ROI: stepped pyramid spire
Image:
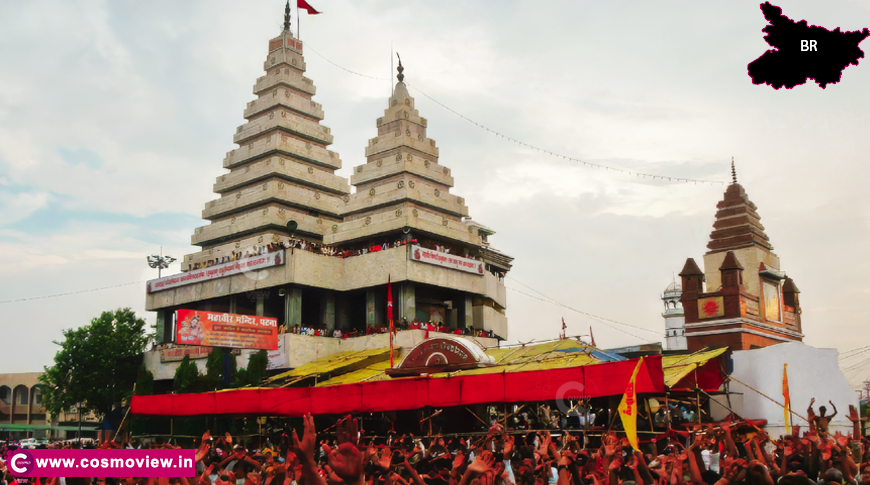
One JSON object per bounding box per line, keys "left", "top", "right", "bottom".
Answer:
{"left": 707, "top": 168, "right": 772, "bottom": 254}
{"left": 702, "top": 163, "right": 780, "bottom": 297}
{"left": 183, "top": 6, "right": 349, "bottom": 269}
{"left": 324, "top": 56, "right": 491, "bottom": 254}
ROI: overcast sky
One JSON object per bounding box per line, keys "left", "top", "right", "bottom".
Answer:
{"left": 1, "top": 0, "right": 869, "bottom": 380}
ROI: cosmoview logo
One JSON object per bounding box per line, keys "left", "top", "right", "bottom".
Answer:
{"left": 9, "top": 450, "right": 35, "bottom": 476}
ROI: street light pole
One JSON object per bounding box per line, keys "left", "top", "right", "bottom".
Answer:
{"left": 78, "top": 403, "right": 82, "bottom": 444}
{"left": 147, "top": 246, "right": 177, "bottom": 278}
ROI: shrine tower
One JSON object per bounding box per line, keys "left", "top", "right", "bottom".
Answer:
{"left": 144, "top": 4, "right": 513, "bottom": 367}
{"left": 186, "top": 5, "right": 349, "bottom": 266}
{"left": 678, "top": 162, "right": 802, "bottom": 352}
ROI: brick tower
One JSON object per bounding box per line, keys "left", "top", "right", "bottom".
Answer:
{"left": 678, "top": 162, "right": 802, "bottom": 351}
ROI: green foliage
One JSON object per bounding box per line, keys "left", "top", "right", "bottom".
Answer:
{"left": 133, "top": 364, "right": 155, "bottom": 396}
{"left": 39, "top": 308, "right": 149, "bottom": 419}
{"left": 173, "top": 355, "right": 201, "bottom": 393}
{"left": 246, "top": 350, "right": 268, "bottom": 386}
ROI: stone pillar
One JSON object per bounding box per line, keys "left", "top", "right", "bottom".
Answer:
{"left": 402, "top": 283, "right": 416, "bottom": 322}
{"left": 155, "top": 311, "right": 165, "bottom": 345}
{"left": 336, "top": 295, "right": 350, "bottom": 331}
{"left": 464, "top": 295, "right": 474, "bottom": 329}
{"left": 286, "top": 288, "right": 302, "bottom": 328}
{"left": 229, "top": 296, "right": 237, "bottom": 314}
{"left": 256, "top": 293, "right": 265, "bottom": 317}
{"left": 321, "top": 291, "right": 336, "bottom": 331}
{"left": 366, "top": 289, "right": 377, "bottom": 327}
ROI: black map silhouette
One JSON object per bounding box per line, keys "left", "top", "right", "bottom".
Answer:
{"left": 747, "top": 2, "right": 869, "bottom": 89}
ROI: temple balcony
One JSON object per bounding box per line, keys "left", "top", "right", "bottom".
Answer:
{"left": 142, "top": 330, "right": 498, "bottom": 380}
{"left": 146, "top": 245, "right": 506, "bottom": 312}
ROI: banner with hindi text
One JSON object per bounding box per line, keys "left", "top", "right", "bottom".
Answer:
{"left": 175, "top": 309, "right": 278, "bottom": 350}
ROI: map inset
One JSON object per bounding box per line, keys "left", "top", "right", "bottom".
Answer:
{"left": 748, "top": 2, "right": 869, "bottom": 89}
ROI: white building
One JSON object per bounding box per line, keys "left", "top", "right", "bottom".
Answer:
{"left": 662, "top": 281, "right": 686, "bottom": 350}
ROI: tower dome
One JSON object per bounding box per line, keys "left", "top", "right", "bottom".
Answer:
{"left": 662, "top": 280, "right": 686, "bottom": 350}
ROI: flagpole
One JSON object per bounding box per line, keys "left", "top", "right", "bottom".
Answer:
{"left": 297, "top": 0, "right": 300, "bottom": 39}
{"left": 391, "top": 42, "right": 394, "bottom": 95}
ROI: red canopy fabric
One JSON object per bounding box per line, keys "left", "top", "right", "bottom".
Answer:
{"left": 131, "top": 355, "right": 664, "bottom": 417}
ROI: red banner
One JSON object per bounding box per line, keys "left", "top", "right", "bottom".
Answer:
{"left": 176, "top": 309, "right": 278, "bottom": 350}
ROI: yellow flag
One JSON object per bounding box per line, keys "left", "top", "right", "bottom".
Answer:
{"left": 782, "top": 363, "right": 791, "bottom": 434}
{"left": 618, "top": 358, "right": 644, "bottom": 451}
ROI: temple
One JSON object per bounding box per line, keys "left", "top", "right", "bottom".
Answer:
{"left": 144, "top": 12, "right": 512, "bottom": 374}
{"left": 678, "top": 161, "right": 803, "bottom": 351}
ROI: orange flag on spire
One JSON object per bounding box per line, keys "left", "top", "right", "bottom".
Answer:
{"left": 618, "top": 358, "right": 644, "bottom": 451}
{"left": 783, "top": 363, "right": 791, "bottom": 434}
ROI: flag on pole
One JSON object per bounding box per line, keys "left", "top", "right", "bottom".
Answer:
{"left": 783, "top": 363, "right": 791, "bottom": 434}
{"left": 387, "top": 275, "right": 395, "bottom": 367}
{"left": 617, "top": 358, "right": 644, "bottom": 451}
{"left": 297, "top": 0, "right": 321, "bottom": 14}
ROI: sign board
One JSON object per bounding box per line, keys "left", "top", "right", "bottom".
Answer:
{"left": 159, "top": 346, "right": 213, "bottom": 363}
{"left": 410, "top": 246, "right": 484, "bottom": 275}
{"left": 175, "top": 309, "right": 279, "bottom": 350}
{"left": 698, "top": 296, "right": 725, "bottom": 319}
{"left": 147, "top": 251, "right": 284, "bottom": 293}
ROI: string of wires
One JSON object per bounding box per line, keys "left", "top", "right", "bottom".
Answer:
{"left": 303, "top": 42, "right": 725, "bottom": 186}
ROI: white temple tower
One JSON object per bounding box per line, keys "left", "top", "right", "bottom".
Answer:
{"left": 662, "top": 281, "right": 686, "bottom": 350}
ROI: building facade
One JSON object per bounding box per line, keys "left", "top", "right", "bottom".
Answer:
{"left": 678, "top": 166, "right": 803, "bottom": 352}
{"left": 0, "top": 372, "right": 98, "bottom": 440}
{"left": 144, "top": 13, "right": 510, "bottom": 373}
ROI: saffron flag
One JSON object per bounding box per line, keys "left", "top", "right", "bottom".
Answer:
{"left": 617, "top": 358, "right": 644, "bottom": 451}
{"left": 783, "top": 363, "right": 791, "bottom": 434}
{"left": 298, "top": 0, "right": 321, "bottom": 14}
{"left": 387, "top": 275, "right": 395, "bottom": 367}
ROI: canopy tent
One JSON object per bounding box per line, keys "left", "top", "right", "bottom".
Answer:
{"left": 131, "top": 354, "right": 664, "bottom": 417}
{"left": 131, "top": 340, "right": 728, "bottom": 418}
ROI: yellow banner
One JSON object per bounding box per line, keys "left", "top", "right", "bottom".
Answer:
{"left": 618, "top": 358, "right": 644, "bottom": 451}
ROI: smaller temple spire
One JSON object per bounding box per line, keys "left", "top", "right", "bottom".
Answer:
{"left": 396, "top": 53, "right": 404, "bottom": 83}
{"left": 284, "top": 0, "right": 292, "bottom": 32}
{"left": 731, "top": 157, "right": 737, "bottom": 185}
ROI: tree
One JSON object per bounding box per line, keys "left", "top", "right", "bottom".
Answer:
{"left": 173, "top": 355, "right": 200, "bottom": 393}
{"left": 245, "top": 350, "right": 268, "bottom": 386}
{"left": 134, "top": 364, "right": 155, "bottom": 396}
{"left": 39, "top": 308, "right": 150, "bottom": 419}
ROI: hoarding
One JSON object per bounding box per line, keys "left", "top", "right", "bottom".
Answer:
{"left": 410, "top": 245, "right": 484, "bottom": 275}
{"left": 147, "top": 251, "right": 284, "bottom": 293}
{"left": 175, "top": 309, "right": 279, "bottom": 350}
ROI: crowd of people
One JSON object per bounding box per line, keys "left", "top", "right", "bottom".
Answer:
{"left": 185, "top": 236, "right": 477, "bottom": 272}
{"left": 2, "top": 398, "right": 868, "bottom": 485}
{"left": 282, "top": 320, "right": 499, "bottom": 340}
